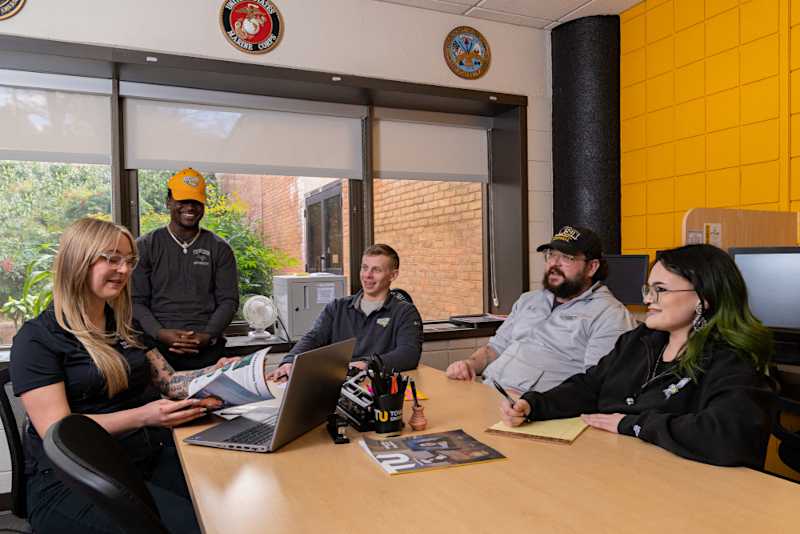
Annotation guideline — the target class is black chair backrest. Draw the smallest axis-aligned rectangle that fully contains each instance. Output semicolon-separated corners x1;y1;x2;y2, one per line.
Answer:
773;395;800;473
43;414;168;534
390;288;414;304
0;367;27;518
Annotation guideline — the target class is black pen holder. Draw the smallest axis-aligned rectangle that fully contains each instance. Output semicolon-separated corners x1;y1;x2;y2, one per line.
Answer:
372;392;404;434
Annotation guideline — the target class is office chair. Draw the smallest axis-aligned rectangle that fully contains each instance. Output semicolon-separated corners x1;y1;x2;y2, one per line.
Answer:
773;395;800;474
0;367;32;531
390;288;414;304
43;415;168;534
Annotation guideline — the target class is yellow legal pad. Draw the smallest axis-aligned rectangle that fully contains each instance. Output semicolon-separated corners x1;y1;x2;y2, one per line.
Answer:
486;417;588;444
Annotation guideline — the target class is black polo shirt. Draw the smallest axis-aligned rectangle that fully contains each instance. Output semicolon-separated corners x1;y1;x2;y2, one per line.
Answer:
10;307;160;474
281;291;422;371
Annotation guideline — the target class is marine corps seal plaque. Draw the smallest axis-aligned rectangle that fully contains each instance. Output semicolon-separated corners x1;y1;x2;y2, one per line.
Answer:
220;0;283;55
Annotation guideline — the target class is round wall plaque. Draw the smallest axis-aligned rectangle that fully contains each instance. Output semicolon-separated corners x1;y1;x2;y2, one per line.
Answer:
443;26;491;80
0;0;27;21
220;0;283;55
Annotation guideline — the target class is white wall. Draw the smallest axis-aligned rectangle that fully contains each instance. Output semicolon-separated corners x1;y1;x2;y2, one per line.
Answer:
0;0;552;287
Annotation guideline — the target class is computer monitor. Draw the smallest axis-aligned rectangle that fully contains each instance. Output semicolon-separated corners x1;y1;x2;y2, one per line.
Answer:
602;255;650;306
730;247;800;331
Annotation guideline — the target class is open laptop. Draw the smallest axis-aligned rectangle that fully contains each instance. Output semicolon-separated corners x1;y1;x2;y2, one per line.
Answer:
184;338;355;453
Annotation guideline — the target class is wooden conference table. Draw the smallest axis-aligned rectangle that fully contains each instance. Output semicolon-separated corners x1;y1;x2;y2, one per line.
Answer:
174;366;798;533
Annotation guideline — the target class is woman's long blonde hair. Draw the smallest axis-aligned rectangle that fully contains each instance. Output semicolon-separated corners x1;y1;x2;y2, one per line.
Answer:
53;217;142;397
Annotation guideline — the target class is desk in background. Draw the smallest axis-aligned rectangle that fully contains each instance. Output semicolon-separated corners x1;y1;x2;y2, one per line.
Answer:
173;366;797;533
224;321;502;372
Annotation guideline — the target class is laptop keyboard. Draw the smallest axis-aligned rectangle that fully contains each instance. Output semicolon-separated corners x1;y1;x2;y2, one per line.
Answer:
223;415;278;445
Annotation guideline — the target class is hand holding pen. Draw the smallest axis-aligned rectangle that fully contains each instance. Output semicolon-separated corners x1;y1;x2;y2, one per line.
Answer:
493;379;532;427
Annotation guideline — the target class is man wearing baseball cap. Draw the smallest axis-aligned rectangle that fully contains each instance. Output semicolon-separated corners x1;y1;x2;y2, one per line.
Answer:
447;225;635;393
132;168;240;370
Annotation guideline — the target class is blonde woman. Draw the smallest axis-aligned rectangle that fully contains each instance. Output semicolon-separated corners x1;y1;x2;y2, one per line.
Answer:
10;218;235;534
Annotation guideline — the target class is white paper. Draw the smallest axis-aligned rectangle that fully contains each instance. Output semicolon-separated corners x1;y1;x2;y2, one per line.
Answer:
316;283;336;304
188;348;273;407
213;400;279;421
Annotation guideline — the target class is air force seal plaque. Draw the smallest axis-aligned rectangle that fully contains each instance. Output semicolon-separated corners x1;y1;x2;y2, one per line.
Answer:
0;0;26;21
444;26;491;80
220;0;283;55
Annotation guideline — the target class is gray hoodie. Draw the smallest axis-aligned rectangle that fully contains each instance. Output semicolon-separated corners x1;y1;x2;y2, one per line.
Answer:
482;283;636;393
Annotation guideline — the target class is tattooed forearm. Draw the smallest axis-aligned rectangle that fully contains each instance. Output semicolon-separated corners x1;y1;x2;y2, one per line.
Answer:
145;348;228;399
166;372;199;398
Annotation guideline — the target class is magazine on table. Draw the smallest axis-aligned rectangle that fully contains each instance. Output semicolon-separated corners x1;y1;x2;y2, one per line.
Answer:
187;347;275;408
359;429;505;475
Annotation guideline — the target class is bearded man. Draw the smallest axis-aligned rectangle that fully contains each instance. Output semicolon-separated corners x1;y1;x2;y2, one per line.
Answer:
446;226;635;393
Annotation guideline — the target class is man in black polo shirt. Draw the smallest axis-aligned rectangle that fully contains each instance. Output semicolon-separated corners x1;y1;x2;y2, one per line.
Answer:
269;244;422;381
132;168;239;370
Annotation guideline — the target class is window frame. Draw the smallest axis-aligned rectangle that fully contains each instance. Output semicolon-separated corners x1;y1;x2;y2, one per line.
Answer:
0;36;531;347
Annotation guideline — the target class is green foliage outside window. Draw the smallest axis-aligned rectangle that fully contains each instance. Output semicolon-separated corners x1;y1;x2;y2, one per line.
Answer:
0;162;297;331
0;161;110;308
138;170;297;300
0;245;55;329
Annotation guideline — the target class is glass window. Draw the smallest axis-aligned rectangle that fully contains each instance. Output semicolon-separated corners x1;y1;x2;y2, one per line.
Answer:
137;171;350;315
373;178;484;320
0;161;112;345
305;182;344;274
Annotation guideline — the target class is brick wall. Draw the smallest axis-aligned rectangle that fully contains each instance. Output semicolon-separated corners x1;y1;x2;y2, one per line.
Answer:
260;176;304;270
373;179;483;320
219;175;482;320
218;175;350;279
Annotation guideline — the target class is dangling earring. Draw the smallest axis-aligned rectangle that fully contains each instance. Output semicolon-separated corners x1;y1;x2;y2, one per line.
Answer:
692;301;707;332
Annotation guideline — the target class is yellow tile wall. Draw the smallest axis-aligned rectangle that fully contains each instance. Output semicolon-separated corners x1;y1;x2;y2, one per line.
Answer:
620;0;798;257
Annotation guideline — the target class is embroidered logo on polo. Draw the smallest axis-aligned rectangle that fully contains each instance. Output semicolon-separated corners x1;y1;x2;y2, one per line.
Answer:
377;317;391;328
0;0;26;21
193;248;211;266
443;26;491;80
220;0;283;55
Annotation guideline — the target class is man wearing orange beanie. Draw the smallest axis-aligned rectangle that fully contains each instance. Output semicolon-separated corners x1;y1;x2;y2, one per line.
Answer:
132;168;239;370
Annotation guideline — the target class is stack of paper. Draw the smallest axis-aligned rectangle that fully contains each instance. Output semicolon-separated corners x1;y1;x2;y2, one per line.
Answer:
486;417;588;444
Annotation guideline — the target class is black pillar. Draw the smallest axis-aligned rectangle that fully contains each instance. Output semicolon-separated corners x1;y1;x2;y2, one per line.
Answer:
551;16;621;254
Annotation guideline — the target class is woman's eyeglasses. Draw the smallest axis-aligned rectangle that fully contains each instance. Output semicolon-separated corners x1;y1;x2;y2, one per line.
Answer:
97;252;139;270
641;284;695;303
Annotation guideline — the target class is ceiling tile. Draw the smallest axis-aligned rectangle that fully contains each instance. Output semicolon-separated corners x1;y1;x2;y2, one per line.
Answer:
546;0;645;30
478;0;589;20
466;7;553;28
375;0;473;15
374;0;644;30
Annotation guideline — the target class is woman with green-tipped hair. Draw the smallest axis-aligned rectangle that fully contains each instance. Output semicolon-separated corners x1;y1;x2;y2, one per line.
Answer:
500;244;774;468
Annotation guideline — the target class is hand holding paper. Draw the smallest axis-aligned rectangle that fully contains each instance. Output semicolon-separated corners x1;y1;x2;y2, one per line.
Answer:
188;348;275;408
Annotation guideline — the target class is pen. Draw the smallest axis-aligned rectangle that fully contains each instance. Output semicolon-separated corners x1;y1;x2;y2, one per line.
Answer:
491;379;517;408
410;379;420;407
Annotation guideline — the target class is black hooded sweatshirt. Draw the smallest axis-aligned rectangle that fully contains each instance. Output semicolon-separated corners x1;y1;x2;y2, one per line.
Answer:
521;324;774;468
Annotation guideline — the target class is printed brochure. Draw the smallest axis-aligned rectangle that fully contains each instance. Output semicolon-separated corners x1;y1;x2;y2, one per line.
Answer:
359;429;505;475
187;348;274;407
